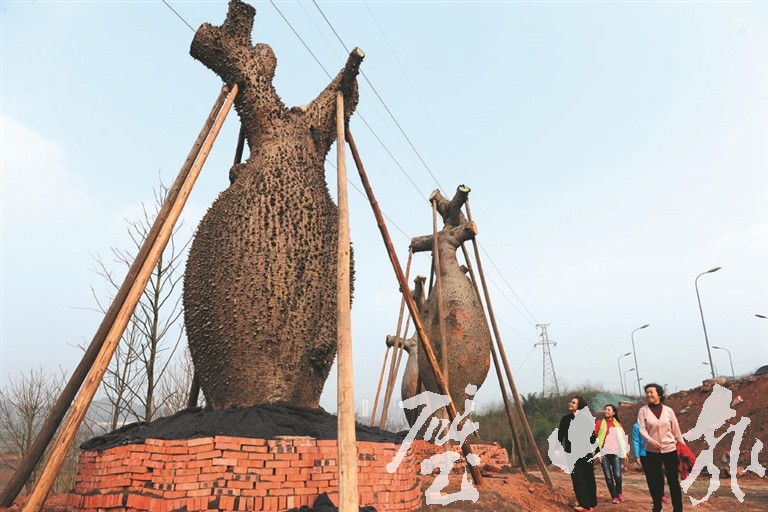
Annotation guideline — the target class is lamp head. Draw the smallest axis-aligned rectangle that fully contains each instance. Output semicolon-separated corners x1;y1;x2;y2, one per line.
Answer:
640;323;649;329
708;266;722;273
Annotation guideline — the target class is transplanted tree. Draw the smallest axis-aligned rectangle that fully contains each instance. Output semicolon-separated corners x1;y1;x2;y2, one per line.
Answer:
86;180;191;427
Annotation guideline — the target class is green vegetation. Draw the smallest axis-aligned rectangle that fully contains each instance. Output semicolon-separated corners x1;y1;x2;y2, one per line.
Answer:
474;383;607;466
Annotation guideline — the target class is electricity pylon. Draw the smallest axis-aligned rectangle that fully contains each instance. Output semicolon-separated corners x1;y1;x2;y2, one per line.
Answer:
534;324;560;396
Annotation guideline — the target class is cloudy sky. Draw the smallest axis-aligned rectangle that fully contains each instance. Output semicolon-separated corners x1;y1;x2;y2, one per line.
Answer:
1;1;766;416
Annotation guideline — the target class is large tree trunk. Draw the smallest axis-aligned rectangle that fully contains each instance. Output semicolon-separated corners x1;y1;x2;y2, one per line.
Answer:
183;0;363;409
411;186;491;415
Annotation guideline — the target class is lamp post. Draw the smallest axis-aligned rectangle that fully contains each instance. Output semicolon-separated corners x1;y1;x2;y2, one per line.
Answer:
712;345;734;378
617;352;632;394
702;361;719;377
695;266;721;379
631;324;650;396
624;368;636;396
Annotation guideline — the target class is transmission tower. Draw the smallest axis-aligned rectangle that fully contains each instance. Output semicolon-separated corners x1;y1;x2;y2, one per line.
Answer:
534;324;560;396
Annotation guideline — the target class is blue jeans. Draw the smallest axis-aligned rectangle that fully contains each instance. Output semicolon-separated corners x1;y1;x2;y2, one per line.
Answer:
600;454;623;498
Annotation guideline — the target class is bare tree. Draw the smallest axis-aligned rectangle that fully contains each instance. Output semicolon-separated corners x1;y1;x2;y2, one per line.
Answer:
154;347;198;417
0;368;65;493
86;179;191;426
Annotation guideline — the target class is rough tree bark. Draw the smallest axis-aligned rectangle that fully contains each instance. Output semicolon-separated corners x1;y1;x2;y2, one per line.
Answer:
183;0;363;409
411;186;491;413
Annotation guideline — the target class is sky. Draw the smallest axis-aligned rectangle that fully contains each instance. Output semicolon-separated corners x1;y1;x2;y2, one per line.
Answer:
1;1;766;419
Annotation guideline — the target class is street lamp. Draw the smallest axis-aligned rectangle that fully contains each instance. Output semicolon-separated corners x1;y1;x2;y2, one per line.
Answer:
695;266;721;379
712;345;735;378
702;361;719;376
617;352;632;394
631;324;650;396
624;368;636;396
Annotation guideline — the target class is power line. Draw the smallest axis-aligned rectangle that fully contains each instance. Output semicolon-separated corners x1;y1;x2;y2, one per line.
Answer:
312;0;445;194
478;241;538;325
161;0;195;32
162;0;542;330
270;0;332;79
309;0;541;328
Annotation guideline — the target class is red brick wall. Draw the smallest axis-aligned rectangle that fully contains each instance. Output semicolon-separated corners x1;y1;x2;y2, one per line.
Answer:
67;436;421;512
412;440;510;470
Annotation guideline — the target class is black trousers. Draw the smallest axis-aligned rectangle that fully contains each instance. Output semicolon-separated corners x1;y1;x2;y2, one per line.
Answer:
570;456;597;509
645;450;682;512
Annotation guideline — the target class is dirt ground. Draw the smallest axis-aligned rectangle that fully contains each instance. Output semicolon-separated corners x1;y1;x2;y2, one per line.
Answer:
3;375;767;511
4;467;766;511
412;464;767;511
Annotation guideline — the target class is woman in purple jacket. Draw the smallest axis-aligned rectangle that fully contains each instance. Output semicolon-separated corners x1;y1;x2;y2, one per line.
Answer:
637;383;685;512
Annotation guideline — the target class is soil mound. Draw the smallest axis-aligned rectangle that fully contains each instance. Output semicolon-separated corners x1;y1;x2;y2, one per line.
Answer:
81;402;405;451
619;373;768;469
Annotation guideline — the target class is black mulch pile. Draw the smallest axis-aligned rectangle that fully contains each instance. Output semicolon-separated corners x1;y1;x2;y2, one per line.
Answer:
81;402;406;451
288;492;376;512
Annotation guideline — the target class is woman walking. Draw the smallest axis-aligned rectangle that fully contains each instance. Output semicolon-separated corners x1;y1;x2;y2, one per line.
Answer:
558;396;598;512
638;383;685;512
595;404;629;504
632;421;670;505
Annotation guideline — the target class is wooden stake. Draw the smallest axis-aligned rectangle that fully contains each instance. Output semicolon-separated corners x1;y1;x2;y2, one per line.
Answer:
233;122;246;165
21;84;239;512
460;243;527;471
464;199;553;488
369;346;391;427
187;371;201;409
378;249;413;430
430;198;449;391
0;84;231;508
335;92;358;512
345;128;482;486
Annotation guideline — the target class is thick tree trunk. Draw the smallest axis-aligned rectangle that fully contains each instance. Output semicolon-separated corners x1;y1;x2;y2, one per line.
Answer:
183;0;363;409
412;186;491;416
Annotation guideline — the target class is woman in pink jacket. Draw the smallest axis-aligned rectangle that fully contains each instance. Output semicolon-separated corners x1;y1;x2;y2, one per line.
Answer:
637;383;685;512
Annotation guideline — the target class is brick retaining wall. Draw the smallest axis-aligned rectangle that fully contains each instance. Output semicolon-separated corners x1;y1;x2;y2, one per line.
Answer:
67;436;421;512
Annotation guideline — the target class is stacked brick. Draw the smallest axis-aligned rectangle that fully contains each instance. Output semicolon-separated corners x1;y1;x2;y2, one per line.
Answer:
412;441;511;471
67;436;422;512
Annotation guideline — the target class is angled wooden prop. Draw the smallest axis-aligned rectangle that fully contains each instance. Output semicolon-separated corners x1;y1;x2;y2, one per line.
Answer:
464;200;553;489
345;128;483;487
0;84;231;508
21;84;238;512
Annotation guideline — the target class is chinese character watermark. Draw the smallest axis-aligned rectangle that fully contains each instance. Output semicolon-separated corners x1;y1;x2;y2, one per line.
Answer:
546;385;766;506
681;384;765;504
386;384;480;505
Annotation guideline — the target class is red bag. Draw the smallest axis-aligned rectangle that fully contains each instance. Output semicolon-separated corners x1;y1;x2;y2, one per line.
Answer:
677;442;696;479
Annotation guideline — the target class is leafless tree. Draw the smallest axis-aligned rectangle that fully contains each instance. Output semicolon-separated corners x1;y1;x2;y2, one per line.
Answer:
0;367;70;493
154;347;198;417
86;179;191;426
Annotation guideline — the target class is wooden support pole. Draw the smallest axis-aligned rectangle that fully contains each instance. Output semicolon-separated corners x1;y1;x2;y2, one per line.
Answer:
335;92;358;512
369;346;391;427
21;84;239;512
187;372;201;409
460;244;527;470
345;128;482;487
430;199;449;387
378;250;413;430
233;123;246;165
0;84;231;508
464;200;553;488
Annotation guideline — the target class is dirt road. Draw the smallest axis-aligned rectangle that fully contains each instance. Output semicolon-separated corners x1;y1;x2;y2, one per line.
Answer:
414;466;768;511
